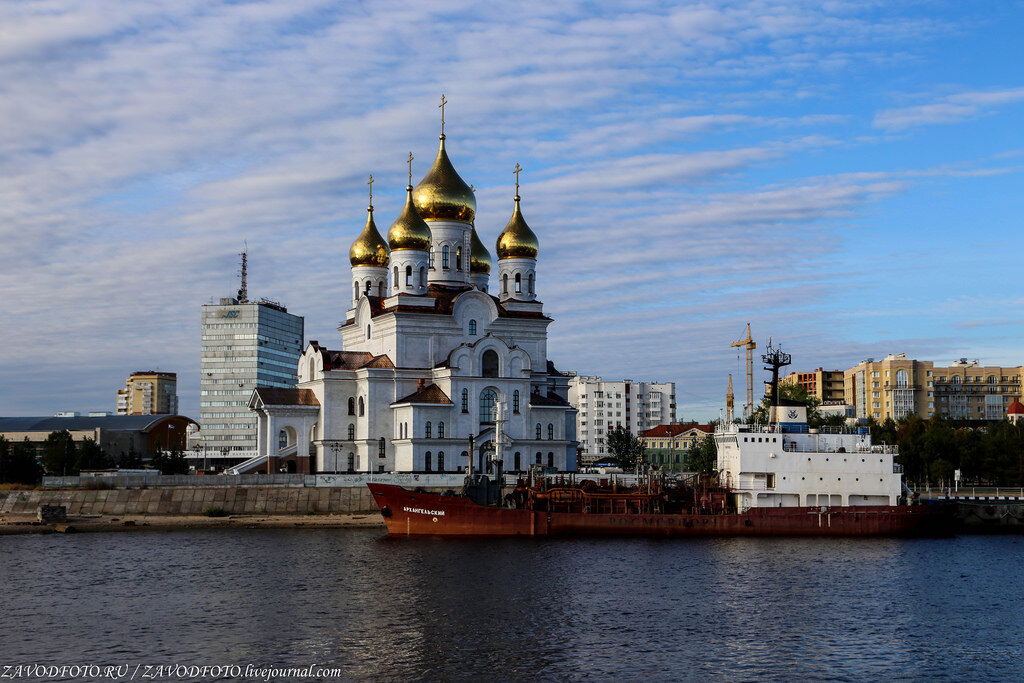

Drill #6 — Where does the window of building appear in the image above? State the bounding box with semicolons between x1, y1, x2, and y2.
515;273;522;293
365;280;371;295
378;437;385;457
348;397;355;415
536;423;542;439
358;397;365;416
482;350;499;378
461;389;469;413
419;267;425;288
547;452;554;468
438;421;445;438
366;324;371;340
442;245;450;269
528;273;534;294
438;451;445;471
456;246;462;271
514;452;521;470
347;423;355;440
278;429;288;448
468;320;477;336
405;266;412;286
536;452;542;465
425;421;432;439
425;452;432;472
347;453;355;472
547;423;554;440
429;248;435;269
513;390;520;413
393;266;399;287
480;390;497;424
503;274;508;294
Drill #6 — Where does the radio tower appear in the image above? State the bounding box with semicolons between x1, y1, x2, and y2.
237;249;249;304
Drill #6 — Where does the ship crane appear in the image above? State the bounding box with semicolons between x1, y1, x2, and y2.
731;323;756;421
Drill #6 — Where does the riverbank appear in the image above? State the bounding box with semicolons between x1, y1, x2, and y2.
0;512;386;535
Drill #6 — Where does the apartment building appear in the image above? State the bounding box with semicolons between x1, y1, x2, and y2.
116;371;178;415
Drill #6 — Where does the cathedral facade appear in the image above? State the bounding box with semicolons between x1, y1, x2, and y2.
249;125;578;474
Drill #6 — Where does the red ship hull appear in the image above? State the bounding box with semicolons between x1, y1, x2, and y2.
367;483;952;537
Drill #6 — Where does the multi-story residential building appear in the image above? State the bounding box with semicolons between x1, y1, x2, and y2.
638;424;712;471
780;368;845;403
567;376;676;465
116;371;178;415
201;297;303;464
844;354;934;421
931;359;1024;421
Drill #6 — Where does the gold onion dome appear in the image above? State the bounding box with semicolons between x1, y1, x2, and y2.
469;225;492;273
495;194;539;260
388;185;432;251
412;135;476;223
349;206;390;267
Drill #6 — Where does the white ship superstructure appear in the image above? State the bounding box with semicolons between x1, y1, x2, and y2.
714;405;902;510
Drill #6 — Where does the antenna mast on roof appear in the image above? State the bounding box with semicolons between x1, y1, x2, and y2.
237;245;249;304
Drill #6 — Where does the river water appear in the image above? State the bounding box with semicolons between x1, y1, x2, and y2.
1;530;1021;681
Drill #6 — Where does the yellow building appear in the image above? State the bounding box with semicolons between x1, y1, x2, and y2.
638;424;713;470
931;359;1024;421
116;371;178;415
780;368;845;403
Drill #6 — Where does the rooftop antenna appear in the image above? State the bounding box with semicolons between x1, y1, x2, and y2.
237;244;249;304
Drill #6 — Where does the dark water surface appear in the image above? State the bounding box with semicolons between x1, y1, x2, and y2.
1;529;1022;681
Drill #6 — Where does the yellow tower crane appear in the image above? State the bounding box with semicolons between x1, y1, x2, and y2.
730;323;756;421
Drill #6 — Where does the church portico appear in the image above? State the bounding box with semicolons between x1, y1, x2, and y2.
251;103;577;473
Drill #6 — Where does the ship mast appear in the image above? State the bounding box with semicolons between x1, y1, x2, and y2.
762;338;792;424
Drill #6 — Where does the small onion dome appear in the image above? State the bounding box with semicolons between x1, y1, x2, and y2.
413;135;476;223
388;185;432;251
469;225;492;274
495;195;539;259
349;206;390;267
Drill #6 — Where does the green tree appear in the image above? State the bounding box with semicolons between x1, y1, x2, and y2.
151;445;188;475
76;437;113;471
686;435;718;474
41;430;78;476
2;438;43;485
606;427;645;469
118;442;143;469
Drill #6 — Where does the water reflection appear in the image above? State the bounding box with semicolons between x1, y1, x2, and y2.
0;531;1022;679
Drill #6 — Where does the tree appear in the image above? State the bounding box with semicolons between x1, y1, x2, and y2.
41;430;77;476
750;383;826;426
118;442;143;469
76;437;113;471
151;445;188;475
686;435;717;474
606;427;645;469
2;438;43;485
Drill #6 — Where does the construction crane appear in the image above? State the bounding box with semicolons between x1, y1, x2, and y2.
731;323;756;421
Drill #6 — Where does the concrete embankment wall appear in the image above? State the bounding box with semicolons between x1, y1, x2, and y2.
0;486;456;517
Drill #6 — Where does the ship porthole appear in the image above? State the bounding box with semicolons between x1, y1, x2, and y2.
433;517;438;523
744;519;753;527
381;506;393;518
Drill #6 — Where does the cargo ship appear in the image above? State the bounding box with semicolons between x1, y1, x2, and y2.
367;343;952;537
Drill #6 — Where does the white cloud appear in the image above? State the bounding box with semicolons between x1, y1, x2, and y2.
874;87;1024;131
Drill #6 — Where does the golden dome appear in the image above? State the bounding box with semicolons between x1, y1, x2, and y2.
349;206;390;267
412;135;476;223
388;185;432;251
469;225;492;274
495;195;539;260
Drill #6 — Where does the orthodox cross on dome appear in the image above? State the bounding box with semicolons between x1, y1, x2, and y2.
407;152;414;185
439;94;447;136
513;163;522;197
367;173;374;208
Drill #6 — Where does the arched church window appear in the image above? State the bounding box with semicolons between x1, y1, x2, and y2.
308;357;315;380
438;451;445;471
425;452;432;472
406;265;412;286
513;390;520;413
480;389;497;424
547;423;554;440
425;421;432;439
528;273;534;295
429;248;435;269
482;350;499;378
438;421;445;438
366;324;371;340
536;423;542;440
348;397;355;415
365;279;371;295
354;282;359;300
535;452;542;465
515;273;522;293
456;246;462;270
347;452;355;472
514;452;521;471
461;389;469;412
378;437;385;457
503;274;508;294
468;320;477;336
547;452;554;468
378;282;385;297
419;266;425;288
358;397;365;416
347;424;355;440
442;245;450;269
393;266;399;288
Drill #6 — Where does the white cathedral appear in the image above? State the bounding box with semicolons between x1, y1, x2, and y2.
249;122;578;475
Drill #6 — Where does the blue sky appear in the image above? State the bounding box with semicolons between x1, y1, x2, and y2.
2;0;1024;420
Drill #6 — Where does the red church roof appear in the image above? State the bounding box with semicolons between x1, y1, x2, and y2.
1007;399;1024;415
